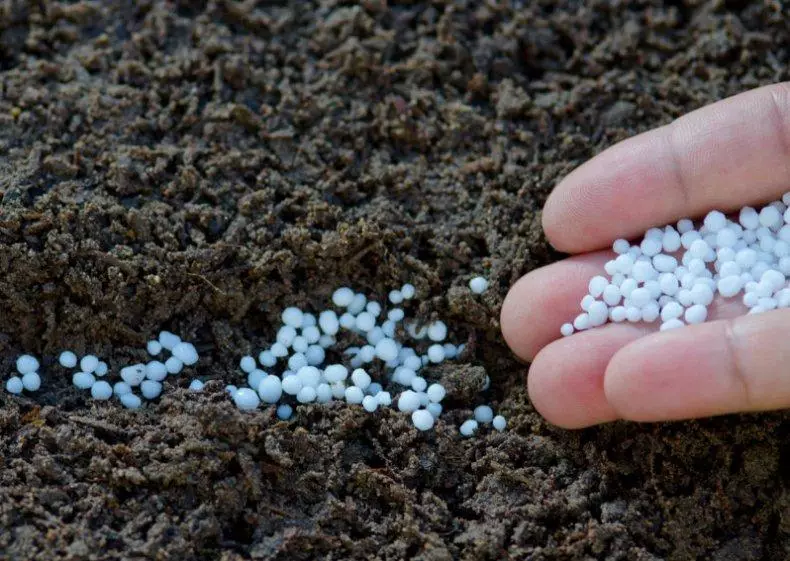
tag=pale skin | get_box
[500,82,790,429]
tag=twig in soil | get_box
[187,272,227,295]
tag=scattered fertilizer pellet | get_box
[189,379,205,392]
[469,276,489,294]
[6,377,23,395]
[460,419,479,437]
[233,388,260,410]
[276,404,293,420]
[474,405,494,424]
[492,415,507,431]
[59,351,78,368]
[412,409,435,431]
[22,372,41,392]
[120,393,142,409]
[564,193,790,336]
[80,355,99,374]
[16,355,39,375]
[147,340,162,356]
[91,381,113,400]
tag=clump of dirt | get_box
[1,1,789,559]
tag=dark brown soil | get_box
[1,1,789,559]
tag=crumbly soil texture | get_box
[0,1,789,560]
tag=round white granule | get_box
[328,381,345,399]
[690,284,714,306]
[492,415,507,431]
[305,345,326,366]
[388,290,404,304]
[759,297,778,310]
[120,365,145,386]
[460,419,479,437]
[345,386,365,404]
[426,383,446,403]
[427,321,448,342]
[355,312,376,333]
[411,376,427,392]
[573,313,591,331]
[629,288,652,308]
[324,364,349,383]
[281,307,304,329]
[146,340,162,356]
[91,381,113,400]
[397,390,421,412]
[759,205,782,228]
[120,393,142,410]
[302,325,321,344]
[632,261,658,282]
[362,395,378,413]
[469,276,489,294]
[332,287,355,307]
[609,306,627,323]
[645,227,663,240]
[388,308,405,323]
[703,210,727,232]
[16,354,39,375]
[689,239,710,260]
[367,382,382,396]
[59,351,78,368]
[660,319,685,331]
[653,254,678,273]
[398,283,415,300]
[291,336,308,354]
[588,276,608,298]
[95,362,108,377]
[740,207,760,229]
[233,388,260,411]
[718,262,741,278]
[165,357,183,375]
[277,326,297,347]
[612,239,630,254]
[474,405,494,424]
[172,342,199,366]
[316,383,332,403]
[626,307,642,323]
[276,404,293,420]
[318,310,340,335]
[602,284,621,306]
[287,353,308,372]
[580,294,595,311]
[259,350,277,368]
[426,402,442,418]
[6,376,24,394]
[560,323,574,336]
[375,338,399,362]
[158,331,181,351]
[604,260,618,276]
[376,391,392,407]
[358,345,375,363]
[427,344,446,363]
[113,382,132,396]
[684,304,708,324]
[20,372,40,392]
[660,302,684,321]
[640,237,663,257]
[717,276,743,298]
[296,366,321,388]
[145,361,168,382]
[662,229,682,252]
[677,218,694,233]
[351,368,372,390]
[188,380,204,392]
[641,302,660,323]
[412,410,435,431]
[716,228,738,248]
[587,301,609,327]
[658,273,679,296]
[339,313,356,330]
[270,343,289,358]
[297,386,317,404]
[140,380,162,400]
[258,376,283,403]
[281,375,303,396]
[225,385,238,396]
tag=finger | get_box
[528,323,651,428]
[605,309,790,422]
[501,251,613,362]
[543,82,790,253]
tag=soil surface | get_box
[1,1,789,560]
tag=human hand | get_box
[501,83,790,429]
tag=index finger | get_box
[543,82,790,253]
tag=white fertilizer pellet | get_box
[411,409,434,431]
[189,379,204,391]
[22,372,41,392]
[16,355,39,375]
[6,377,23,394]
[91,381,113,400]
[233,388,260,410]
[59,351,78,368]
[460,419,479,437]
[469,276,489,294]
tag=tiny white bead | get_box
[158,331,181,351]
[427,344,446,363]
[412,409,434,431]
[345,386,365,404]
[492,415,506,431]
[324,364,348,383]
[474,405,494,424]
[6,376,23,394]
[388,290,404,304]
[16,354,39,375]
[59,351,78,368]
[560,323,574,336]
[375,338,399,362]
[233,388,260,410]
[276,404,293,420]
[351,368,372,390]
[21,372,41,392]
[677,219,694,233]
[588,276,608,298]
[146,340,162,356]
[363,395,379,412]
[282,307,304,328]
[460,419,479,437]
[258,376,283,403]
[145,361,168,382]
[172,342,199,366]
[297,386,317,403]
[587,301,609,326]
[740,207,760,230]
[427,321,448,342]
[684,304,708,324]
[573,313,591,330]
[355,312,376,332]
[91,381,113,400]
[189,379,204,392]
[318,310,340,335]
[165,357,183,375]
[401,283,416,299]
[469,277,489,294]
[120,393,142,410]
[332,287,355,307]
[113,382,132,396]
[612,239,631,254]
[120,364,145,386]
[140,380,162,400]
[703,210,727,232]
